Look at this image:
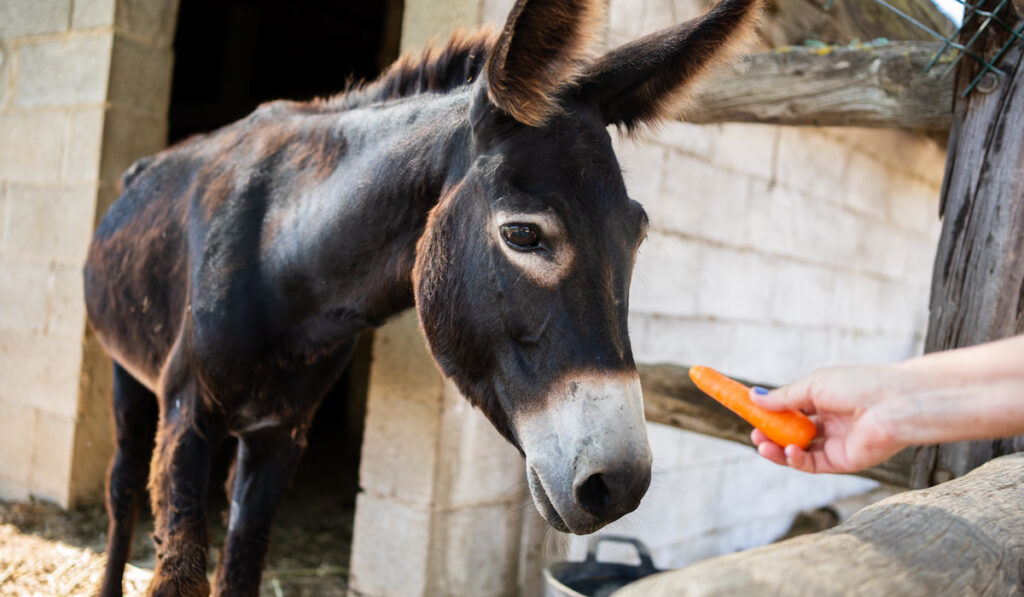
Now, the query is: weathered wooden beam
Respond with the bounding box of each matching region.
[687,41,955,130]
[913,2,1024,487]
[638,363,914,487]
[616,453,1024,596]
[762,0,956,48]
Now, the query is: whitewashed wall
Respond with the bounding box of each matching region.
[624,124,943,383]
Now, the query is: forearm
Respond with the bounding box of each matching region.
[886,335,1024,446]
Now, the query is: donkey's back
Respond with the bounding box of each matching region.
[85,100,398,389]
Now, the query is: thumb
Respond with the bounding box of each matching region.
[750,379,814,413]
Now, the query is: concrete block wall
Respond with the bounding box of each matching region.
[624,123,944,383]
[0,0,178,506]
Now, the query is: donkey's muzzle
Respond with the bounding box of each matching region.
[516,370,652,534]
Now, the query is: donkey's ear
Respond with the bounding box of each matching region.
[483,0,604,127]
[577,0,761,132]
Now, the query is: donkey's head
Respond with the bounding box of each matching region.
[413,0,759,534]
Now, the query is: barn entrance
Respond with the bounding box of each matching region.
[169,0,402,143]
[166,0,402,590]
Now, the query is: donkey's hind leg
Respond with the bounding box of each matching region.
[100,362,158,597]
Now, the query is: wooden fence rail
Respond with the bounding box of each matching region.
[688,41,955,131]
[616,452,1024,596]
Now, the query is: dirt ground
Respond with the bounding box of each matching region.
[0,482,354,597]
[0,354,367,597]
[0,423,359,597]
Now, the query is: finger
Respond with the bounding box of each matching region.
[750,428,769,446]
[757,441,787,467]
[750,378,816,413]
[786,444,843,475]
[784,444,811,472]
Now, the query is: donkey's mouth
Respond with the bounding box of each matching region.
[528,466,569,533]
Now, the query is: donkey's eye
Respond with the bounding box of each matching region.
[501,224,541,250]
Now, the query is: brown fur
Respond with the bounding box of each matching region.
[149,525,211,597]
[486,0,605,126]
[577,0,762,133]
[86,186,189,385]
[291,125,347,182]
[147,421,218,596]
[184,119,348,221]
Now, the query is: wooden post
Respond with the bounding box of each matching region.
[911,3,1024,487]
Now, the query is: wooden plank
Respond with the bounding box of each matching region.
[913,2,1024,487]
[637,363,914,487]
[686,41,955,130]
[761,0,956,48]
[615,453,1024,596]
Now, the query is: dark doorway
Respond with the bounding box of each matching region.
[166,1,401,592]
[169,0,403,143]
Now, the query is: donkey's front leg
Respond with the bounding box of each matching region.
[213,425,306,597]
[148,389,223,597]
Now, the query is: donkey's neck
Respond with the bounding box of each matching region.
[278,90,474,334]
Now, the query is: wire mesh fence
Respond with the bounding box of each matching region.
[826,0,1024,95]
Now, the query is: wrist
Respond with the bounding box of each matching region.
[865,363,927,448]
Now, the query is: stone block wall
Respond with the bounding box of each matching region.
[0,0,178,506]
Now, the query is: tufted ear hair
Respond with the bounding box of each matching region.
[576,0,762,133]
[482,0,604,127]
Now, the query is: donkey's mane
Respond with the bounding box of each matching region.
[315,28,497,112]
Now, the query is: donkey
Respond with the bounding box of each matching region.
[85,0,760,594]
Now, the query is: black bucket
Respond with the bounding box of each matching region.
[543,535,660,597]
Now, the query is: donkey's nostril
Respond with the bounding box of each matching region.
[575,473,612,516]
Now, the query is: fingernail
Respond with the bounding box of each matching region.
[752,386,769,395]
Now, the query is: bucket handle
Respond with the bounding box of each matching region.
[584,535,658,575]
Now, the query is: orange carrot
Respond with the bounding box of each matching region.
[689,365,817,450]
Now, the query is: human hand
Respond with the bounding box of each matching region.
[748,365,911,474]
